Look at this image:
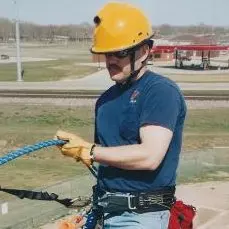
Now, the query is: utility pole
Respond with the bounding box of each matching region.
[13,0,23,82]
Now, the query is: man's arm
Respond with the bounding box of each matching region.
[93,124,173,170]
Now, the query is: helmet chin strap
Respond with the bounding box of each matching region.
[127,39,153,84]
[124,51,148,85]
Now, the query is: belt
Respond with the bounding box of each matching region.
[94,186,175,213]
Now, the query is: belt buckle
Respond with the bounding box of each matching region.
[127,194,136,210]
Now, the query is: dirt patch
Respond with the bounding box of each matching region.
[208,171,229,178]
[0,140,7,148]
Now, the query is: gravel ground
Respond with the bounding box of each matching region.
[0,97,229,109]
[187,100,229,109]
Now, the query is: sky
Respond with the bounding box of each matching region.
[0,0,229,26]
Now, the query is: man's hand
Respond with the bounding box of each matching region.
[55,130,94,167]
[58,215,85,229]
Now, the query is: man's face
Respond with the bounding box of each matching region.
[105,45,149,84]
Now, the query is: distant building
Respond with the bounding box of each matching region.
[92,35,221,63]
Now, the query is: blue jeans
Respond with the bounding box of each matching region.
[103,210,170,229]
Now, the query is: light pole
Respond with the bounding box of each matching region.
[13,0,23,82]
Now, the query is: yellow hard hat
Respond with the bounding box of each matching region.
[91,2,154,54]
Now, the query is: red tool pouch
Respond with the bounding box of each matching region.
[168,200,196,229]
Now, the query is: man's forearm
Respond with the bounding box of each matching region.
[93,144,157,170]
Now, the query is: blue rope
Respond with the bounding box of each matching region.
[0,139,66,166]
[84,210,99,229]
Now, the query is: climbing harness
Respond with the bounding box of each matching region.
[95,186,175,213]
[0,139,99,229]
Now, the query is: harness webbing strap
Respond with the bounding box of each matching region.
[0,186,75,207]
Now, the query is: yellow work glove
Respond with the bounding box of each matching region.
[55,130,95,167]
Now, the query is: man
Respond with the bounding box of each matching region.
[56,2,187,228]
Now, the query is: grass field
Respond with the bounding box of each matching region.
[0,59,99,81]
[184,109,229,149]
[0,104,229,202]
[166,73,229,83]
[0,43,101,81]
[178,148,229,184]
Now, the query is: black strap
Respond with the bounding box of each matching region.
[125,42,152,86]
[0,186,77,207]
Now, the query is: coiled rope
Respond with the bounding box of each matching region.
[0,139,66,166]
[0,139,97,177]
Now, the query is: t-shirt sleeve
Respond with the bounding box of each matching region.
[140,84,181,132]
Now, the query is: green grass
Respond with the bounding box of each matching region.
[0,59,99,81]
[182,90,229,97]
[177,148,229,184]
[0,105,229,197]
[185,109,229,132]
[183,109,229,150]
[0,105,94,147]
[166,73,229,83]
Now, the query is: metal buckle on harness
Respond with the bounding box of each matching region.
[97,191,138,212]
[127,194,137,210]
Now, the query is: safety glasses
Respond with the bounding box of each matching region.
[105,48,134,59]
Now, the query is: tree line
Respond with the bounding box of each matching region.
[0,18,93,42]
[0,17,228,42]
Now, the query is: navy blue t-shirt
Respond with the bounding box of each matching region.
[94,70,187,192]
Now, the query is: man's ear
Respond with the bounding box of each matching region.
[140,44,150,61]
[143,44,150,56]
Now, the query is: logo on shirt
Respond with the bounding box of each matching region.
[130,90,140,103]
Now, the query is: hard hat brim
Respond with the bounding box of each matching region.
[90,34,155,54]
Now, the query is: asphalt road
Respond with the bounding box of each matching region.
[0,67,229,91]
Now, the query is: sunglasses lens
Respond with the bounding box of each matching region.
[105,50,130,58]
[115,50,129,58]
